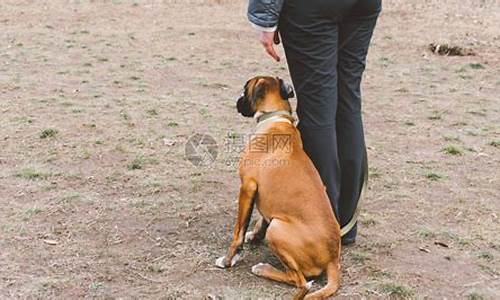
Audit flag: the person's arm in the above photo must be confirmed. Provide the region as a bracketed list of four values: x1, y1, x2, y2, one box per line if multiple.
[247, 0, 284, 62]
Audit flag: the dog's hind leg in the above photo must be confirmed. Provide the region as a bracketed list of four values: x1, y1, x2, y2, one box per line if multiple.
[252, 219, 313, 299]
[252, 263, 312, 300]
[251, 263, 295, 285]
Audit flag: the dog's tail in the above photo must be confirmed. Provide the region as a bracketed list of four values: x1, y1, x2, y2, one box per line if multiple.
[303, 262, 340, 299]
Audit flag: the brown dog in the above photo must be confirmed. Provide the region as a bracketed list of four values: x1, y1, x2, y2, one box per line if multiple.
[215, 76, 342, 299]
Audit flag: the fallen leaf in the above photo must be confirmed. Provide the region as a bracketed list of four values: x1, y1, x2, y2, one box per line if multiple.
[43, 239, 59, 245]
[428, 43, 475, 56]
[419, 247, 431, 253]
[434, 241, 449, 248]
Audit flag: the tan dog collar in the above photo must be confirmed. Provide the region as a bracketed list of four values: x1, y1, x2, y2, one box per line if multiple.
[255, 110, 292, 123]
[254, 110, 294, 131]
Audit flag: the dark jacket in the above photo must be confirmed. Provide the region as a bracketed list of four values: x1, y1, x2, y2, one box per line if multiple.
[247, 0, 382, 30]
[247, 0, 284, 29]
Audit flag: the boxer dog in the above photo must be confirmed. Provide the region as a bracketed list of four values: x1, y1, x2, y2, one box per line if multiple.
[215, 76, 342, 299]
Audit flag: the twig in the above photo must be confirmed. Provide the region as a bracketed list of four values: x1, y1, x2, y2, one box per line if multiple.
[130, 270, 166, 284]
[151, 253, 169, 263]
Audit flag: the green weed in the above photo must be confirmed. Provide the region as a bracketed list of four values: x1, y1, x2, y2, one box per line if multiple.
[128, 155, 159, 170]
[378, 282, 413, 297]
[425, 172, 443, 181]
[442, 145, 463, 155]
[16, 168, 50, 180]
[40, 128, 58, 139]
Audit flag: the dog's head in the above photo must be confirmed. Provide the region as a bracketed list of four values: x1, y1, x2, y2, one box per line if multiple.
[236, 76, 294, 117]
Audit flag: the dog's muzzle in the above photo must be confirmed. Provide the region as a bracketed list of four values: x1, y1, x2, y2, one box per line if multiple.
[236, 92, 255, 117]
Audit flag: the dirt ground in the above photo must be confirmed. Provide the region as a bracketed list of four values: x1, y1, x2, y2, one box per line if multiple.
[1, 0, 499, 298]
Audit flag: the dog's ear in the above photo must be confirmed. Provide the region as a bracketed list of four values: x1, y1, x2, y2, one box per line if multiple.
[278, 77, 294, 100]
[236, 78, 261, 117]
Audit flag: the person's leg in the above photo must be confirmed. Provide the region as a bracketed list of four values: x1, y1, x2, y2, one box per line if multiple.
[336, 16, 379, 242]
[279, 0, 341, 219]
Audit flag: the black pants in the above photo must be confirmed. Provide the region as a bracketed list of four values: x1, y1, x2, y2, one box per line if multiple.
[280, 0, 380, 238]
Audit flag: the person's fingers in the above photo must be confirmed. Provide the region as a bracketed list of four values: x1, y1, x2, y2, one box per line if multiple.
[274, 31, 280, 45]
[264, 42, 280, 62]
[259, 31, 281, 62]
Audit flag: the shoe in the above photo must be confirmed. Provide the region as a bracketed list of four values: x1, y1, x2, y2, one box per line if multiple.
[341, 222, 357, 246]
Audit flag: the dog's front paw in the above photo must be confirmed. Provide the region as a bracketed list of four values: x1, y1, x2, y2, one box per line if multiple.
[215, 256, 227, 268]
[215, 253, 242, 269]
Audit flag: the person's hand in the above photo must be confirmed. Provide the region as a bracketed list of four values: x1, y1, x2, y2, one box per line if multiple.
[258, 30, 281, 62]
